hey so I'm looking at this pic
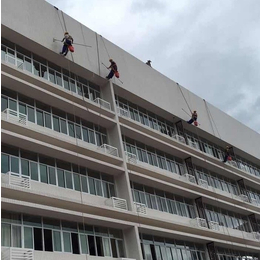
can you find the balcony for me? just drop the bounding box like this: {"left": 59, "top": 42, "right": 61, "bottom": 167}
{"left": 2, "top": 108, "right": 27, "bottom": 125}
{"left": 198, "top": 179, "right": 209, "bottom": 189}
{"left": 208, "top": 221, "right": 220, "bottom": 231}
{"left": 173, "top": 134, "right": 186, "bottom": 144}
{"left": 181, "top": 173, "right": 196, "bottom": 184}
{"left": 117, "top": 107, "right": 130, "bottom": 118}
{"left": 1, "top": 247, "right": 34, "bottom": 260}
{"left": 237, "top": 194, "right": 249, "bottom": 203}
{"left": 97, "top": 144, "right": 119, "bottom": 157}
{"left": 125, "top": 151, "right": 137, "bottom": 164}
{"left": 190, "top": 217, "right": 208, "bottom": 229}
{"left": 2, "top": 171, "right": 31, "bottom": 189}
{"left": 105, "top": 197, "right": 128, "bottom": 211}
{"left": 134, "top": 202, "right": 147, "bottom": 215}
{"left": 94, "top": 98, "right": 111, "bottom": 110}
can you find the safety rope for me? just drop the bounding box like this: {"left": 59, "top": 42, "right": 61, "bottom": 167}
{"left": 177, "top": 83, "right": 192, "bottom": 114}
{"left": 204, "top": 100, "right": 222, "bottom": 139}
{"left": 203, "top": 99, "right": 216, "bottom": 136}
{"left": 54, "top": 7, "right": 88, "bottom": 258}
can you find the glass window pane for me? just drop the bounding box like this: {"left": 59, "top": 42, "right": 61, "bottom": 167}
{"left": 68, "top": 122, "right": 75, "bottom": 137}
{"left": 80, "top": 176, "right": 88, "bottom": 193}
{"left": 63, "top": 232, "right": 71, "bottom": 252}
{"left": 49, "top": 69, "right": 56, "bottom": 84}
{"left": 65, "top": 171, "right": 73, "bottom": 189}
{"left": 89, "top": 178, "right": 95, "bottom": 195}
{"left": 21, "top": 159, "right": 29, "bottom": 176}
{"left": 57, "top": 169, "right": 65, "bottom": 187}
{"left": 117, "top": 240, "right": 124, "bottom": 257}
{"left": 1, "top": 153, "right": 9, "bottom": 173}
{"left": 9, "top": 99, "right": 17, "bottom": 111}
{"left": 36, "top": 110, "right": 44, "bottom": 126}
{"left": 53, "top": 116, "right": 60, "bottom": 132}
{"left": 82, "top": 128, "right": 89, "bottom": 142}
{"left": 45, "top": 113, "right": 52, "bottom": 129}
{"left": 1, "top": 223, "right": 11, "bottom": 247}
{"left": 76, "top": 125, "right": 82, "bottom": 139}
{"left": 95, "top": 179, "right": 102, "bottom": 196}
{"left": 63, "top": 76, "right": 70, "bottom": 90}
{"left": 103, "top": 237, "right": 111, "bottom": 256}
{"left": 109, "top": 184, "right": 116, "bottom": 197}
{"left": 89, "top": 130, "right": 95, "bottom": 144}
{"left": 12, "top": 225, "right": 22, "bottom": 248}
{"left": 102, "top": 182, "right": 109, "bottom": 198}
{"left": 80, "top": 234, "right": 88, "bottom": 254}
{"left": 30, "top": 162, "right": 38, "bottom": 181}
{"left": 11, "top": 156, "right": 19, "bottom": 173}
{"left": 49, "top": 167, "right": 56, "bottom": 185}
{"left": 40, "top": 164, "right": 48, "bottom": 183}
{"left": 19, "top": 103, "right": 26, "bottom": 115}
{"left": 60, "top": 119, "right": 67, "bottom": 134}
{"left": 73, "top": 173, "right": 81, "bottom": 191}
{"left": 53, "top": 231, "right": 62, "bottom": 252}
{"left": 56, "top": 72, "right": 62, "bottom": 86}
{"left": 28, "top": 107, "right": 35, "bottom": 123}
{"left": 24, "top": 227, "right": 33, "bottom": 249}
{"left": 1, "top": 96, "right": 8, "bottom": 111}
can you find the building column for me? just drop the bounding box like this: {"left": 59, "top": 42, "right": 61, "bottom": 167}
{"left": 123, "top": 226, "right": 143, "bottom": 260}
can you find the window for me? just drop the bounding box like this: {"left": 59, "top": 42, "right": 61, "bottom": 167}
{"left": 63, "top": 232, "right": 72, "bottom": 252}
{"left": 40, "top": 164, "right": 48, "bottom": 183}
{"left": 57, "top": 169, "right": 65, "bottom": 188}
{"left": 30, "top": 162, "right": 38, "bottom": 181}
{"left": 1, "top": 153, "right": 9, "bottom": 173}
{"left": 11, "top": 156, "right": 19, "bottom": 173}
{"left": 1, "top": 223, "right": 11, "bottom": 246}
{"left": 53, "top": 231, "right": 62, "bottom": 252}
{"left": 21, "top": 159, "right": 29, "bottom": 176}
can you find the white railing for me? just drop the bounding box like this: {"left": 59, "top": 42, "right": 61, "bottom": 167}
{"left": 188, "top": 139, "right": 199, "bottom": 150}
{"left": 8, "top": 172, "right": 31, "bottom": 189}
{"left": 2, "top": 108, "right": 27, "bottom": 125}
{"left": 227, "top": 160, "right": 237, "bottom": 168}
{"left": 250, "top": 198, "right": 259, "bottom": 206}
{"left": 208, "top": 221, "right": 220, "bottom": 231}
{"left": 198, "top": 179, "right": 208, "bottom": 189}
{"left": 252, "top": 232, "right": 260, "bottom": 240}
{"left": 134, "top": 202, "right": 147, "bottom": 215}
{"left": 2, "top": 248, "right": 34, "bottom": 260}
{"left": 125, "top": 151, "right": 137, "bottom": 164}
{"left": 238, "top": 194, "right": 249, "bottom": 203}
{"left": 93, "top": 98, "right": 111, "bottom": 110}
{"left": 190, "top": 218, "right": 208, "bottom": 229}
{"left": 117, "top": 106, "right": 130, "bottom": 118}
{"left": 173, "top": 134, "right": 186, "bottom": 144}
{"left": 182, "top": 173, "right": 196, "bottom": 184}
{"left": 97, "top": 144, "right": 119, "bottom": 157}
{"left": 105, "top": 197, "right": 128, "bottom": 211}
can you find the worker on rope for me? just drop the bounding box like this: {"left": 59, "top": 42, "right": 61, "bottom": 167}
{"left": 223, "top": 146, "right": 232, "bottom": 163}
{"left": 106, "top": 59, "right": 119, "bottom": 79}
{"left": 146, "top": 60, "right": 152, "bottom": 67}
{"left": 60, "top": 32, "right": 74, "bottom": 56}
{"left": 187, "top": 111, "right": 198, "bottom": 126}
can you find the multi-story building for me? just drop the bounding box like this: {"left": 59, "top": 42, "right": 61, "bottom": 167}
{"left": 1, "top": 0, "right": 260, "bottom": 259}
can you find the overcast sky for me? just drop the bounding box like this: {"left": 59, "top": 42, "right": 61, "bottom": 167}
{"left": 46, "top": 0, "right": 260, "bottom": 133}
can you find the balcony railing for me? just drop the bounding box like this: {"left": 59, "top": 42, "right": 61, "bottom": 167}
{"left": 97, "top": 144, "right": 119, "bottom": 157}
{"left": 105, "top": 197, "right": 128, "bottom": 211}
{"left": 173, "top": 134, "right": 186, "bottom": 144}
{"left": 190, "top": 217, "right": 208, "bottom": 229}
{"left": 7, "top": 172, "right": 31, "bottom": 189}
{"left": 2, "top": 108, "right": 27, "bottom": 125}
{"left": 182, "top": 173, "right": 196, "bottom": 184}
{"left": 198, "top": 179, "right": 208, "bottom": 189}
{"left": 94, "top": 98, "right": 111, "bottom": 110}
{"left": 134, "top": 202, "right": 147, "bottom": 215}
{"left": 117, "top": 106, "right": 130, "bottom": 118}
{"left": 208, "top": 221, "right": 220, "bottom": 231}
{"left": 250, "top": 198, "right": 259, "bottom": 206}
{"left": 1, "top": 247, "right": 34, "bottom": 260}
{"left": 237, "top": 194, "right": 249, "bottom": 203}
{"left": 125, "top": 151, "right": 137, "bottom": 164}
{"left": 188, "top": 139, "right": 199, "bottom": 150}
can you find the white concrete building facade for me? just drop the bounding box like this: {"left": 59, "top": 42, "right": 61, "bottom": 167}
{"left": 1, "top": 0, "right": 260, "bottom": 260}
